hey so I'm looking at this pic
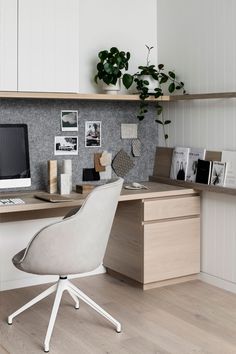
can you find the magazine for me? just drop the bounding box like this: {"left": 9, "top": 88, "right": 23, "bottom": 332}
{"left": 170, "top": 147, "right": 190, "bottom": 180}
{"left": 221, "top": 151, "right": 236, "bottom": 188}
{"left": 210, "top": 161, "right": 227, "bottom": 186}
{"left": 186, "top": 148, "right": 206, "bottom": 182}
{"left": 196, "top": 159, "right": 212, "bottom": 184}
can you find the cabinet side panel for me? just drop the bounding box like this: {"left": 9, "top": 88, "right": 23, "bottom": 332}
{"left": 104, "top": 201, "right": 143, "bottom": 283}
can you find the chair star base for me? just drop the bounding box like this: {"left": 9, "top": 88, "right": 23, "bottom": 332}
{"left": 7, "top": 278, "right": 122, "bottom": 352}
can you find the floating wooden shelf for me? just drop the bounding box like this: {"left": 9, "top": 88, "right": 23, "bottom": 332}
{"left": 0, "top": 91, "right": 169, "bottom": 101}
{"left": 0, "top": 91, "right": 236, "bottom": 101}
{"left": 150, "top": 176, "right": 236, "bottom": 196}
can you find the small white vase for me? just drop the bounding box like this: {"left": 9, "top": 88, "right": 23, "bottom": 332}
{"left": 140, "top": 75, "right": 158, "bottom": 94}
{"left": 101, "top": 80, "right": 121, "bottom": 95}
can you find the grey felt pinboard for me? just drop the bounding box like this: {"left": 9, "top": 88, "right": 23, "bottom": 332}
{"left": 0, "top": 98, "right": 159, "bottom": 191}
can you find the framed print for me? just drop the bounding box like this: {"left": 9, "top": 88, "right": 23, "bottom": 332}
{"left": 85, "top": 121, "right": 101, "bottom": 147}
{"left": 61, "top": 110, "right": 78, "bottom": 131}
{"left": 54, "top": 136, "right": 78, "bottom": 155}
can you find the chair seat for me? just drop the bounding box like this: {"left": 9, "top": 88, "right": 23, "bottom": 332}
{"left": 12, "top": 248, "right": 26, "bottom": 271}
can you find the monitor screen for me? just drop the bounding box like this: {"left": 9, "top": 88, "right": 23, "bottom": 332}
{"left": 0, "top": 124, "right": 31, "bottom": 188}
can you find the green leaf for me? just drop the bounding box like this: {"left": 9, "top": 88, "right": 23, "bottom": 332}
{"left": 122, "top": 74, "right": 133, "bottom": 89}
{"left": 158, "top": 64, "right": 164, "bottom": 70}
{"left": 110, "top": 47, "right": 119, "bottom": 54}
{"left": 104, "top": 63, "right": 114, "bottom": 74}
{"left": 164, "top": 120, "right": 171, "bottom": 125}
{"left": 155, "top": 119, "right": 164, "bottom": 125}
{"left": 169, "top": 71, "right": 175, "bottom": 79}
{"left": 126, "top": 52, "right": 131, "bottom": 60}
{"left": 165, "top": 134, "right": 169, "bottom": 140}
{"left": 168, "top": 82, "right": 175, "bottom": 93}
{"left": 98, "top": 50, "right": 108, "bottom": 61}
{"left": 94, "top": 74, "right": 99, "bottom": 84}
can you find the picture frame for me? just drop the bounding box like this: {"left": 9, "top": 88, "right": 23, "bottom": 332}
{"left": 85, "top": 121, "right": 101, "bottom": 147}
{"left": 61, "top": 110, "right": 78, "bottom": 132}
{"left": 54, "top": 136, "right": 78, "bottom": 155}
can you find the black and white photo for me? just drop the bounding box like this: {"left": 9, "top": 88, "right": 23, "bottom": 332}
{"left": 54, "top": 136, "right": 78, "bottom": 155}
{"left": 85, "top": 121, "right": 101, "bottom": 147}
{"left": 61, "top": 110, "right": 78, "bottom": 131}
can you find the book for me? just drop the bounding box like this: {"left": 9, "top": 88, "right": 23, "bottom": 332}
{"left": 210, "top": 161, "right": 227, "bottom": 186}
{"left": 195, "top": 159, "right": 212, "bottom": 184}
{"left": 170, "top": 147, "right": 190, "bottom": 180}
{"left": 186, "top": 148, "right": 206, "bottom": 182}
{"left": 221, "top": 150, "right": 236, "bottom": 188}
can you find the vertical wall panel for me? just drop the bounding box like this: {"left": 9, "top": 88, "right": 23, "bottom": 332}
{"left": 157, "top": 0, "right": 236, "bottom": 284}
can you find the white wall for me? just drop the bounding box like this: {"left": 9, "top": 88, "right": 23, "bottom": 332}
{"left": 78, "top": 0, "right": 158, "bottom": 93}
{"left": 157, "top": 0, "right": 236, "bottom": 290}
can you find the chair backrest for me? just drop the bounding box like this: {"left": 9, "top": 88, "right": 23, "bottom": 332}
{"left": 19, "top": 178, "right": 123, "bottom": 276}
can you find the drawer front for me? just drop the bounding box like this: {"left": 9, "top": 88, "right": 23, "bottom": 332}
{"left": 144, "top": 196, "right": 200, "bottom": 221}
{"left": 143, "top": 217, "right": 200, "bottom": 284}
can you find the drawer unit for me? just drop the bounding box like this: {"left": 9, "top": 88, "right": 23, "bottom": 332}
{"left": 143, "top": 195, "right": 200, "bottom": 221}
{"left": 104, "top": 185, "right": 201, "bottom": 290}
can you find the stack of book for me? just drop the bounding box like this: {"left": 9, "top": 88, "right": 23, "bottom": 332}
{"left": 170, "top": 147, "right": 236, "bottom": 187}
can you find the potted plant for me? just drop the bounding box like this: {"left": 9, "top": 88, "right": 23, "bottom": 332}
{"left": 123, "top": 45, "right": 186, "bottom": 144}
{"left": 94, "top": 47, "right": 131, "bottom": 95}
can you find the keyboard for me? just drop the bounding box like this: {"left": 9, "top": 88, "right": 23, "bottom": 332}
{"left": 0, "top": 198, "right": 25, "bottom": 206}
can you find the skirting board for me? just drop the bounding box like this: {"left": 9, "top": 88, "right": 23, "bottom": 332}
{"left": 199, "top": 272, "right": 236, "bottom": 294}
{"left": 0, "top": 265, "right": 106, "bottom": 292}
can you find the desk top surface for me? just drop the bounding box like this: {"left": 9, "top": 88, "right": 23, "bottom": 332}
{"left": 0, "top": 182, "right": 197, "bottom": 214}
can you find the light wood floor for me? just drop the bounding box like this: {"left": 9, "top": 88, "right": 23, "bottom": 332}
{"left": 1, "top": 275, "right": 236, "bottom": 354}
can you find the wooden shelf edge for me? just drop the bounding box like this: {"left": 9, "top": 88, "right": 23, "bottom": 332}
{"left": 0, "top": 91, "right": 236, "bottom": 102}
{"left": 150, "top": 175, "right": 236, "bottom": 196}
{"left": 168, "top": 92, "right": 236, "bottom": 101}
{"left": 0, "top": 91, "right": 170, "bottom": 102}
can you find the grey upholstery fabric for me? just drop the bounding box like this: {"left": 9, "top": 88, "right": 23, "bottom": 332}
{"left": 12, "top": 178, "right": 123, "bottom": 276}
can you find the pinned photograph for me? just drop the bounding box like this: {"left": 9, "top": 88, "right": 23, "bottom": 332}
{"left": 54, "top": 136, "right": 78, "bottom": 155}
{"left": 61, "top": 110, "right": 78, "bottom": 131}
{"left": 85, "top": 121, "right": 101, "bottom": 147}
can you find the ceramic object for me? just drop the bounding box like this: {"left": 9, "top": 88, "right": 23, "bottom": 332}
{"left": 101, "top": 80, "right": 120, "bottom": 95}
{"left": 60, "top": 173, "right": 71, "bottom": 195}
{"left": 140, "top": 75, "right": 158, "bottom": 93}
{"left": 62, "top": 159, "right": 72, "bottom": 192}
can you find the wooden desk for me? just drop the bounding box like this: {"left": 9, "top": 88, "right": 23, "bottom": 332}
{"left": 0, "top": 182, "right": 200, "bottom": 291}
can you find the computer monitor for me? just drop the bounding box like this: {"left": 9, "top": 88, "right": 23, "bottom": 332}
{"left": 0, "top": 124, "right": 31, "bottom": 188}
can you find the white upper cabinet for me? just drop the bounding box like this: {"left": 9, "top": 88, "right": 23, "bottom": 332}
{"left": 18, "top": 0, "right": 79, "bottom": 92}
{"left": 0, "top": 0, "right": 17, "bottom": 91}
{"left": 78, "top": 0, "right": 157, "bottom": 93}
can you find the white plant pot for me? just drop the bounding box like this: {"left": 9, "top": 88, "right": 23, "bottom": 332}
{"left": 140, "top": 75, "right": 158, "bottom": 94}
{"left": 101, "top": 80, "right": 121, "bottom": 95}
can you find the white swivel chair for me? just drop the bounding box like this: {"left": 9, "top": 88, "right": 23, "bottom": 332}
{"left": 8, "top": 178, "right": 123, "bottom": 352}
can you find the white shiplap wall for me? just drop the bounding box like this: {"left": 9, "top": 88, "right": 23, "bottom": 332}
{"left": 157, "top": 0, "right": 236, "bottom": 290}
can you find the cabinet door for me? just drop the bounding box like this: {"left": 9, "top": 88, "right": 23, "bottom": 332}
{"left": 144, "top": 217, "right": 200, "bottom": 284}
{"left": 0, "top": 0, "right": 17, "bottom": 91}
{"left": 18, "top": 0, "right": 79, "bottom": 92}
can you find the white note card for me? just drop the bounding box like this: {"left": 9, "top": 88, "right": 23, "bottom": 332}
{"left": 121, "top": 124, "right": 138, "bottom": 139}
